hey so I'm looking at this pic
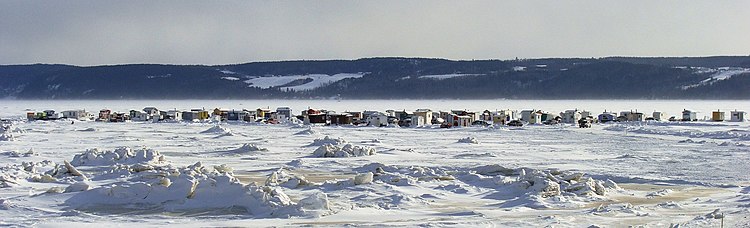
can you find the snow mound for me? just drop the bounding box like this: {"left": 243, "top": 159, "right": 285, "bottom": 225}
{"left": 0, "top": 173, "right": 18, "bottom": 188}
{"left": 0, "top": 123, "right": 14, "bottom": 133}
{"left": 0, "top": 199, "right": 13, "bottom": 210}
{"left": 201, "top": 125, "right": 231, "bottom": 134}
{"left": 294, "top": 128, "right": 318, "bottom": 135}
{"left": 687, "top": 208, "right": 726, "bottom": 227}
{"left": 265, "top": 169, "right": 311, "bottom": 189}
{"left": 2, "top": 160, "right": 89, "bottom": 184}
{"left": 0, "top": 162, "right": 72, "bottom": 185}
{"left": 605, "top": 124, "right": 750, "bottom": 141}
{"left": 1, "top": 125, "right": 24, "bottom": 134}
{"left": 2, "top": 149, "right": 36, "bottom": 157}
{"left": 591, "top": 203, "right": 649, "bottom": 216}
{"left": 286, "top": 159, "right": 305, "bottom": 168}
{"left": 297, "top": 192, "right": 331, "bottom": 214}
{"left": 65, "top": 181, "right": 91, "bottom": 193}
{"left": 70, "top": 147, "right": 166, "bottom": 166}
{"left": 698, "top": 208, "right": 725, "bottom": 220}
{"left": 353, "top": 172, "right": 374, "bottom": 185}
{"left": 0, "top": 133, "right": 15, "bottom": 141}
{"left": 678, "top": 138, "right": 705, "bottom": 144}
{"left": 646, "top": 189, "right": 673, "bottom": 198}
{"left": 615, "top": 154, "right": 649, "bottom": 161}
{"left": 656, "top": 201, "right": 682, "bottom": 209}
{"left": 312, "top": 144, "right": 376, "bottom": 158}
{"left": 64, "top": 162, "right": 323, "bottom": 217}
{"left": 457, "top": 137, "right": 479, "bottom": 144}
{"left": 308, "top": 136, "right": 346, "bottom": 146}
{"left": 11, "top": 127, "right": 25, "bottom": 133}
{"left": 354, "top": 163, "right": 620, "bottom": 208}
{"left": 215, "top": 132, "right": 236, "bottom": 138}
{"left": 223, "top": 144, "right": 268, "bottom": 154}
{"left": 717, "top": 141, "right": 746, "bottom": 147}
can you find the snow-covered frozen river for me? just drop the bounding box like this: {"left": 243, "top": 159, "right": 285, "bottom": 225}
{"left": 1, "top": 100, "right": 749, "bottom": 227}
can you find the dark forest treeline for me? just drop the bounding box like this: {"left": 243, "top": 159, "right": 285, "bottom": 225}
{"left": 1, "top": 56, "right": 749, "bottom": 99}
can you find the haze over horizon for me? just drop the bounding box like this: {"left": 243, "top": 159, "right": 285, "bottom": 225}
{"left": 2, "top": 0, "right": 749, "bottom": 66}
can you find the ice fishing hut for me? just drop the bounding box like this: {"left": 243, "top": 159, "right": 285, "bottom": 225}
{"left": 61, "top": 110, "right": 89, "bottom": 120}
{"left": 598, "top": 111, "right": 617, "bottom": 123}
{"left": 227, "top": 110, "right": 249, "bottom": 121}
{"left": 682, "top": 109, "right": 698, "bottom": 121}
{"left": 652, "top": 111, "right": 667, "bottom": 121}
{"left": 166, "top": 110, "right": 182, "bottom": 120}
{"left": 730, "top": 110, "right": 746, "bottom": 122}
{"left": 560, "top": 109, "right": 582, "bottom": 124}
{"left": 626, "top": 111, "right": 645, "bottom": 122}
{"left": 276, "top": 107, "right": 292, "bottom": 120}
{"left": 492, "top": 109, "right": 517, "bottom": 124}
{"left": 711, "top": 110, "right": 725, "bottom": 121}
{"left": 328, "top": 113, "right": 353, "bottom": 125}
{"left": 367, "top": 112, "right": 389, "bottom": 127}
{"left": 98, "top": 109, "right": 112, "bottom": 121}
{"left": 130, "top": 110, "right": 150, "bottom": 121}
{"left": 182, "top": 111, "right": 199, "bottom": 122}
{"left": 520, "top": 110, "right": 542, "bottom": 124}
{"left": 413, "top": 109, "right": 433, "bottom": 126}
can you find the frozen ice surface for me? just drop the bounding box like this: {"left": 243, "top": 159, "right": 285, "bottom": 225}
{"left": 0, "top": 100, "right": 749, "bottom": 227}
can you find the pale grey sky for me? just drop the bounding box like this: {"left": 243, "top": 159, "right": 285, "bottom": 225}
{"left": 1, "top": 0, "right": 748, "bottom": 66}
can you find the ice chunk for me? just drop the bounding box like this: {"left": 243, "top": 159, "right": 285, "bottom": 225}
{"left": 646, "top": 189, "right": 673, "bottom": 198}
{"left": 265, "top": 169, "right": 309, "bottom": 188}
{"left": 298, "top": 192, "right": 331, "bottom": 213}
{"left": 457, "top": 137, "right": 479, "bottom": 144}
{"left": 697, "top": 209, "right": 724, "bottom": 220}
{"left": 0, "top": 133, "right": 15, "bottom": 141}
{"left": 294, "top": 128, "right": 318, "bottom": 135}
{"left": 312, "top": 144, "right": 375, "bottom": 157}
{"left": 63, "top": 160, "right": 85, "bottom": 178}
{"left": 473, "top": 164, "right": 515, "bottom": 176}
{"left": 2, "top": 149, "right": 36, "bottom": 157}
{"left": 0, "top": 199, "right": 13, "bottom": 210}
{"left": 308, "top": 136, "right": 347, "bottom": 146}
{"left": 354, "top": 172, "right": 374, "bottom": 185}
{"left": 62, "top": 162, "right": 316, "bottom": 217}
{"left": 65, "top": 182, "right": 91, "bottom": 193}
{"left": 70, "top": 147, "right": 166, "bottom": 166}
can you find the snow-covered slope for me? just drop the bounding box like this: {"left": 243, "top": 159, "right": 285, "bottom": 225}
{"left": 242, "top": 73, "right": 367, "bottom": 91}
{"left": 681, "top": 67, "right": 750, "bottom": 90}
{"left": 417, "top": 74, "right": 484, "bottom": 80}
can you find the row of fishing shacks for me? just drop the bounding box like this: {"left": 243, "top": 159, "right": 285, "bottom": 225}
{"left": 25, "top": 107, "right": 748, "bottom": 127}
{"left": 25, "top": 107, "right": 293, "bottom": 123}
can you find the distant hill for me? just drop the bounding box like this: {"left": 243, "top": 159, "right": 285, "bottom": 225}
{"left": 2, "top": 56, "right": 750, "bottom": 99}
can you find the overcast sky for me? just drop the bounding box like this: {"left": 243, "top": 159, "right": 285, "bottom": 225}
{"left": 1, "top": 1, "right": 748, "bottom": 66}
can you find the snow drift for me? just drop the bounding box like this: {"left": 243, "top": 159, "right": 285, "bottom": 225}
{"left": 201, "top": 125, "right": 232, "bottom": 134}
{"left": 312, "top": 144, "right": 376, "bottom": 157}
{"left": 457, "top": 137, "right": 479, "bottom": 144}
{"left": 307, "top": 136, "right": 347, "bottom": 146}
{"left": 0, "top": 146, "right": 331, "bottom": 218}
{"left": 70, "top": 147, "right": 166, "bottom": 166}
{"left": 64, "top": 161, "right": 315, "bottom": 217}
{"left": 354, "top": 163, "right": 620, "bottom": 209}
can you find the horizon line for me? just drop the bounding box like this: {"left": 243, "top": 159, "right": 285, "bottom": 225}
{"left": 3, "top": 55, "right": 750, "bottom": 67}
